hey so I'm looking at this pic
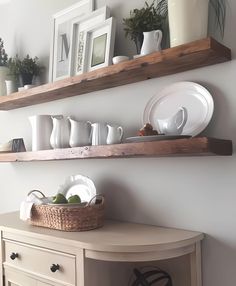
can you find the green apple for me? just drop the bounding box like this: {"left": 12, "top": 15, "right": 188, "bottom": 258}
{"left": 52, "top": 193, "right": 68, "bottom": 204}
{"left": 68, "top": 195, "right": 81, "bottom": 204}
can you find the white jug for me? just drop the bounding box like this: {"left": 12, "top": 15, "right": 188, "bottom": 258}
{"left": 28, "top": 115, "right": 53, "bottom": 151}
{"left": 50, "top": 115, "right": 70, "bottom": 149}
{"left": 157, "top": 107, "right": 188, "bottom": 135}
{"left": 68, "top": 117, "right": 92, "bottom": 147}
{"left": 140, "top": 30, "right": 163, "bottom": 56}
{"left": 91, "top": 123, "right": 108, "bottom": 146}
{"left": 106, "top": 125, "right": 123, "bottom": 144}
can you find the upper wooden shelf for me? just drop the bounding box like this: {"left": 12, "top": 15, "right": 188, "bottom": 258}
{"left": 0, "top": 137, "right": 232, "bottom": 162}
{"left": 0, "top": 37, "right": 231, "bottom": 110}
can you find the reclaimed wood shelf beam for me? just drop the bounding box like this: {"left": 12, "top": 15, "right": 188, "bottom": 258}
{"left": 0, "top": 37, "right": 231, "bottom": 110}
{"left": 0, "top": 137, "right": 232, "bottom": 162}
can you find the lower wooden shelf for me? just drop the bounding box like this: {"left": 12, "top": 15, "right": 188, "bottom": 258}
{"left": 0, "top": 137, "right": 232, "bottom": 162}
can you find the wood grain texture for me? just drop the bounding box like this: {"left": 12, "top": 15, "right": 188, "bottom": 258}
{"left": 0, "top": 37, "right": 231, "bottom": 110}
{"left": 0, "top": 137, "right": 232, "bottom": 162}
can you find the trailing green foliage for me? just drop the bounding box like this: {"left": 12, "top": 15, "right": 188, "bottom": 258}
{"left": 0, "top": 38, "right": 8, "bottom": 67}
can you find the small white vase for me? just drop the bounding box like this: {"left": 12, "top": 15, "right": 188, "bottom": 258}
{"left": 0, "top": 66, "right": 9, "bottom": 96}
{"left": 5, "top": 80, "right": 17, "bottom": 95}
{"left": 168, "top": 0, "right": 209, "bottom": 47}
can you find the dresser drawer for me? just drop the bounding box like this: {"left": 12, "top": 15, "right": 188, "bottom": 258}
{"left": 4, "top": 240, "right": 76, "bottom": 285}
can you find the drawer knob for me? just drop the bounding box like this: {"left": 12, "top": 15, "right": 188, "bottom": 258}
{"left": 50, "top": 264, "right": 60, "bottom": 273}
{"left": 10, "top": 252, "right": 19, "bottom": 260}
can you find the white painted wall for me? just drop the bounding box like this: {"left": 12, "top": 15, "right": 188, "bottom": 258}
{"left": 0, "top": 0, "right": 236, "bottom": 285}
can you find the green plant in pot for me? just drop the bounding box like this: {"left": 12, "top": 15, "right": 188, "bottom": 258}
{"left": 7, "top": 55, "right": 21, "bottom": 83}
{"left": 156, "top": 0, "right": 226, "bottom": 47}
{"left": 20, "top": 55, "right": 40, "bottom": 86}
{"left": 123, "top": 0, "right": 166, "bottom": 54}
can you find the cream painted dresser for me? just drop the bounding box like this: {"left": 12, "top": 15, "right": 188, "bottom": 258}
{"left": 0, "top": 212, "right": 203, "bottom": 286}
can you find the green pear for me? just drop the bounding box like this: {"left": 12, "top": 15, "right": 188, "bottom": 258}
{"left": 52, "top": 193, "right": 68, "bottom": 204}
{"left": 68, "top": 195, "right": 81, "bottom": 204}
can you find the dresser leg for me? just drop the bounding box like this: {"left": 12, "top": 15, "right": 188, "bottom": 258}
{"left": 76, "top": 249, "right": 85, "bottom": 286}
{"left": 190, "top": 241, "right": 202, "bottom": 286}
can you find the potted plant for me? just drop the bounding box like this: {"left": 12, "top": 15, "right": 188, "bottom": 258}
{"left": 123, "top": 0, "right": 166, "bottom": 54}
{"left": 19, "top": 55, "right": 40, "bottom": 86}
{"left": 0, "top": 38, "right": 9, "bottom": 96}
{"left": 157, "top": 0, "right": 226, "bottom": 47}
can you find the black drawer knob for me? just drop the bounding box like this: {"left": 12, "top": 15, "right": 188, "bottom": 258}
{"left": 50, "top": 264, "right": 60, "bottom": 272}
{"left": 10, "top": 252, "right": 18, "bottom": 260}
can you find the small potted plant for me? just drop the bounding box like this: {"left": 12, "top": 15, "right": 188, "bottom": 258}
{"left": 0, "top": 38, "right": 9, "bottom": 96}
{"left": 123, "top": 0, "right": 166, "bottom": 54}
{"left": 19, "top": 55, "right": 40, "bottom": 86}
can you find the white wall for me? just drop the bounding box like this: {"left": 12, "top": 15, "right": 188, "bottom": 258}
{"left": 0, "top": 0, "right": 236, "bottom": 285}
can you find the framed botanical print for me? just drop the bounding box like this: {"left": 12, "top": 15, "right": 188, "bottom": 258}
{"left": 49, "top": 0, "right": 94, "bottom": 82}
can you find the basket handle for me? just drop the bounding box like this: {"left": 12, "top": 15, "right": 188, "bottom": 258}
{"left": 87, "top": 194, "right": 104, "bottom": 206}
{"left": 27, "top": 190, "right": 46, "bottom": 198}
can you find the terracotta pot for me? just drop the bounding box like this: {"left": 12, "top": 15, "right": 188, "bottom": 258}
{"left": 168, "top": 0, "right": 209, "bottom": 47}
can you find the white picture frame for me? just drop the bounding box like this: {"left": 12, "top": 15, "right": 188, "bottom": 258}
{"left": 49, "top": 0, "right": 94, "bottom": 82}
{"left": 83, "top": 17, "right": 116, "bottom": 73}
{"left": 70, "top": 6, "right": 110, "bottom": 76}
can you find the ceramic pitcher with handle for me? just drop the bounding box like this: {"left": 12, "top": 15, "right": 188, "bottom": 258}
{"left": 157, "top": 107, "right": 188, "bottom": 135}
{"left": 106, "top": 125, "right": 124, "bottom": 144}
{"left": 50, "top": 115, "right": 70, "bottom": 149}
{"left": 68, "top": 117, "right": 92, "bottom": 147}
{"left": 91, "top": 123, "right": 108, "bottom": 146}
{"left": 28, "top": 115, "right": 53, "bottom": 151}
{"left": 140, "top": 30, "right": 163, "bottom": 56}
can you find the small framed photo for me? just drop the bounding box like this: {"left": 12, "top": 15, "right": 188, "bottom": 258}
{"left": 49, "top": 0, "right": 94, "bottom": 82}
{"left": 70, "top": 6, "right": 110, "bottom": 76}
{"left": 84, "top": 17, "right": 116, "bottom": 73}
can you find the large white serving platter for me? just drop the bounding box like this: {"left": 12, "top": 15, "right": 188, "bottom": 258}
{"left": 143, "top": 82, "right": 214, "bottom": 136}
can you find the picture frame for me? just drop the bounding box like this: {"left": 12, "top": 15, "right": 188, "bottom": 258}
{"left": 83, "top": 17, "right": 116, "bottom": 73}
{"left": 70, "top": 6, "right": 110, "bottom": 76}
{"left": 49, "top": 0, "right": 94, "bottom": 82}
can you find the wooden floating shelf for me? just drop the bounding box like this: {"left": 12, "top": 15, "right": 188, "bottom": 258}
{"left": 0, "top": 137, "right": 232, "bottom": 162}
{"left": 0, "top": 37, "right": 231, "bottom": 110}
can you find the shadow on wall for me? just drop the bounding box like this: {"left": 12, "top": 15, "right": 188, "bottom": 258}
{"left": 97, "top": 178, "right": 166, "bottom": 224}
{"left": 202, "top": 235, "right": 236, "bottom": 285}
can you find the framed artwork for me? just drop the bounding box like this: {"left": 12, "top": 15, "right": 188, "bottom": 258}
{"left": 70, "top": 6, "right": 110, "bottom": 76}
{"left": 49, "top": 0, "right": 94, "bottom": 82}
{"left": 83, "top": 17, "right": 116, "bottom": 73}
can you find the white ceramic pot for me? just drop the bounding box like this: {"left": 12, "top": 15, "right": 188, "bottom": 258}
{"left": 0, "top": 66, "right": 9, "bottom": 96}
{"left": 168, "top": 0, "right": 209, "bottom": 47}
{"left": 5, "top": 80, "right": 17, "bottom": 95}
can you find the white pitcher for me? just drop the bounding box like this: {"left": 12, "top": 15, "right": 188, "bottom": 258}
{"left": 106, "top": 125, "right": 123, "bottom": 144}
{"left": 140, "top": 30, "right": 162, "bottom": 56}
{"left": 68, "top": 117, "right": 92, "bottom": 147}
{"left": 28, "top": 115, "right": 53, "bottom": 151}
{"left": 50, "top": 115, "right": 70, "bottom": 149}
{"left": 91, "top": 123, "right": 108, "bottom": 146}
{"left": 157, "top": 107, "right": 188, "bottom": 135}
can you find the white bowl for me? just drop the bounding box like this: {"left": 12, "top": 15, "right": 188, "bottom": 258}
{"left": 112, "top": 56, "right": 129, "bottom": 65}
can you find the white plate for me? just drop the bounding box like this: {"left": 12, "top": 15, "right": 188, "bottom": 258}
{"left": 143, "top": 82, "right": 214, "bottom": 136}
{"left": 125, "top": 135, "right": 191, "bottom": 143}
{"left": 58, "top": 174, "right": 96, "bottom": 204}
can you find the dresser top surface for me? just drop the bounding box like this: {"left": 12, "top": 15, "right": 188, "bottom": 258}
{"left": 0, "top": 212, "right": 203, "bottom": 252}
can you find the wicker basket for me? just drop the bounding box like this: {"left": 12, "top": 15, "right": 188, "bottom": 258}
{"left": 28, "top": 190, "right": 105, "bottom": 232}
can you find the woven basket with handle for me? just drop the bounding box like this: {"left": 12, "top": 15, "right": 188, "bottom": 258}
{"left": 28, "top": 190, "right": 105, "bottom": 232}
